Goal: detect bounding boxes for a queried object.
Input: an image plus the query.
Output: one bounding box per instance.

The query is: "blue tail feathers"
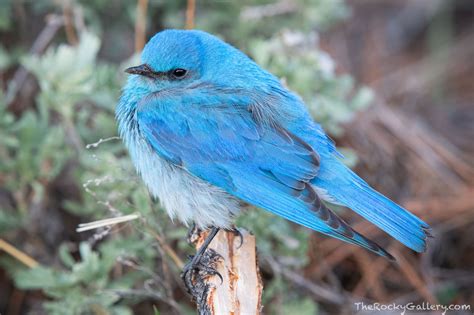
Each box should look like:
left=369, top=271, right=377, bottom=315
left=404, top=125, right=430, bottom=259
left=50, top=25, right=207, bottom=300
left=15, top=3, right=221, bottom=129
left=313, top=158, right=431, bottom=253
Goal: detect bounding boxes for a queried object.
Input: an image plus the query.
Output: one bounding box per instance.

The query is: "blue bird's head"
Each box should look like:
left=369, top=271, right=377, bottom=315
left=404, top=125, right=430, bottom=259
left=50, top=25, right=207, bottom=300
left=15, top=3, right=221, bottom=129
left=123, top=29, right=277, bottom=95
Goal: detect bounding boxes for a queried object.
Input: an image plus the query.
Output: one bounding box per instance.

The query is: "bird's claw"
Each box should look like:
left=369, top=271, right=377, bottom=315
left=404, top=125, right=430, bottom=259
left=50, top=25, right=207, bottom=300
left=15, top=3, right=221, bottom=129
left=186, top=223, right=202, bottom=244
left=181, top=248, right=223, bottom=296
left=225, top=226, right=244, bottom=249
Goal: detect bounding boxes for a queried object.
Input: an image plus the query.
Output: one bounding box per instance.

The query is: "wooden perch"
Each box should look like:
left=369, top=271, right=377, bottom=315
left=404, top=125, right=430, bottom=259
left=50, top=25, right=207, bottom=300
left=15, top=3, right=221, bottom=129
left=187, top=228, right=263, bottom=315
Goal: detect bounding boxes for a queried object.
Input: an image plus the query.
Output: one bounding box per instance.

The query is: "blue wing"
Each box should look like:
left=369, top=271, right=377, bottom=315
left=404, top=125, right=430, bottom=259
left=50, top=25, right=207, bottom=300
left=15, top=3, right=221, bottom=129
left=137, top=92, right=394, bottom=259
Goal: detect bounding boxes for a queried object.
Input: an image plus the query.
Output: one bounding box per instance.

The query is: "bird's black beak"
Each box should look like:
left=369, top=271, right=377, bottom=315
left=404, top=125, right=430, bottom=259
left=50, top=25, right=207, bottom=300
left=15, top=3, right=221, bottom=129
left=125, top=64, right=153, bottom=77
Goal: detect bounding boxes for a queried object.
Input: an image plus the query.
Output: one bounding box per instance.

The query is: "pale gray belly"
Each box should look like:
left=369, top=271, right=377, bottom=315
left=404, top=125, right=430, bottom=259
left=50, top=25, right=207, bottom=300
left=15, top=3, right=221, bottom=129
left=128, top=137, right=240, bottom=228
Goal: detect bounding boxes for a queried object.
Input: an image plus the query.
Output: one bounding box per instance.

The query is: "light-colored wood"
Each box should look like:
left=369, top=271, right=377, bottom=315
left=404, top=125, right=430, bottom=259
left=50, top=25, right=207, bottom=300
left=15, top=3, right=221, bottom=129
left=192, top=229, right=263, bottom=315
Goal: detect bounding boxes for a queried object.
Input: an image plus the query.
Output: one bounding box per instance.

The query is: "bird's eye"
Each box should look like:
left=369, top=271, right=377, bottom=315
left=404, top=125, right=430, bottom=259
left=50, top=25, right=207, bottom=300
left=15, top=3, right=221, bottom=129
left=171, top=68, right=187, bottom=79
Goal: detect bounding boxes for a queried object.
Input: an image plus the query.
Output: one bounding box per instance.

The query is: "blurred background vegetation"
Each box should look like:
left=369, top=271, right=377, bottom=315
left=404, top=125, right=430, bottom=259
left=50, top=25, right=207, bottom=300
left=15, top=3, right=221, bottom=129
left=0, top=0, right=473, bottom=314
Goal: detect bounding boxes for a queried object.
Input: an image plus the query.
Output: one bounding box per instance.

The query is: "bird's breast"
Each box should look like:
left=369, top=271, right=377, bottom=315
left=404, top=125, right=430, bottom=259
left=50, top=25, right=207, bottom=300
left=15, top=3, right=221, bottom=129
left=125, top=131, right=240, bottom=228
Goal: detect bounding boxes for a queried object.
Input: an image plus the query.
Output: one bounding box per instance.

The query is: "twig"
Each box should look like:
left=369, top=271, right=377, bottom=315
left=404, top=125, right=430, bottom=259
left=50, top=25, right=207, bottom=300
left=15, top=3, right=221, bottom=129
left=64, top=116, right=85, bottom=153
left=112, top=289, right=182, bottom=313
left=6, top=15, right=63, bottom=109
left=154, top=243, right=182, bottom=314
left=392, top=247, right=438, bottom=304
left=372, top=103, right=474, bottom=185
left=0, top=238, right=39, bottom=268
left=404, top=187, right=474, bottom=220
left=134, top=0, right=149, bottom=53
left=76, top=213, right=140, bottom=232
left=265, top=255, right=347, bottom=305
left=185, top=0, right=196, bottom=29
left=6, top=288, right=25, bottom=315
left=353, top=251, right=390, bottom=300
left=85, top=136, right=120, bottom=149
left=145, top=225, right=185, bottom=269
left=62, top=0, right=78, bottom=45
left=371, top=30, right=474, bottom=100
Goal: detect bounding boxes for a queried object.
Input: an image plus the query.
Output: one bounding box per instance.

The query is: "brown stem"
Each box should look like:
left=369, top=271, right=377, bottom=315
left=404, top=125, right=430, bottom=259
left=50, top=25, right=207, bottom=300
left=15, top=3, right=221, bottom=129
left=185, top=0, right=196, bottom=29
left=134, top=0, right=149, bottom=53
left=62, top=0, right=78, bottom=45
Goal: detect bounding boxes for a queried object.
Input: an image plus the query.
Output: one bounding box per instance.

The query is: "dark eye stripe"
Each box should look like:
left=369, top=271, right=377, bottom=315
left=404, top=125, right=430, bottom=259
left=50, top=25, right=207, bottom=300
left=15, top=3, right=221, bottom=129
left=138, top=66, right=189, bottom=81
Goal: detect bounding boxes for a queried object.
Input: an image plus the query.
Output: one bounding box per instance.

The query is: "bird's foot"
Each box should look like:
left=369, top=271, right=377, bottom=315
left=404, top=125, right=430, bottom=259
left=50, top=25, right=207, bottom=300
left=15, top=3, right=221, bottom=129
left=181, top=247, right=223, bottom=297
left=181, top=226, right=222, bottom=298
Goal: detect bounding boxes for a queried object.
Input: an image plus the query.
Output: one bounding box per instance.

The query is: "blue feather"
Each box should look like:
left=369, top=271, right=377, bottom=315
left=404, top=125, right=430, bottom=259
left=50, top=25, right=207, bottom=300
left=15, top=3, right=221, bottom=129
left=311, top=158, right=430, bottom=252
left=117, top=29, right=432, bottom=259
left=278, top=104, right=431, bottom=253
left=138, top=93, right=396, bottom=259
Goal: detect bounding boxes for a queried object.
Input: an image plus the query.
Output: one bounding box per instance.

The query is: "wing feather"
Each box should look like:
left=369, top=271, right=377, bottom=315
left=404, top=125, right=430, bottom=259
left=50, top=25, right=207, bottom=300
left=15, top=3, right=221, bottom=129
left=137, top=94, right=394, bottom=259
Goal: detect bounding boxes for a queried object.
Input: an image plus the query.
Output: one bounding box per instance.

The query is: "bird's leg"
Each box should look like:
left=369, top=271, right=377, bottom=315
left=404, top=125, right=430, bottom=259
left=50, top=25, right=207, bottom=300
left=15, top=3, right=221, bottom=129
left=191, top=226, right=220, bottom=266
left=182, top=226, right=222, bottom=296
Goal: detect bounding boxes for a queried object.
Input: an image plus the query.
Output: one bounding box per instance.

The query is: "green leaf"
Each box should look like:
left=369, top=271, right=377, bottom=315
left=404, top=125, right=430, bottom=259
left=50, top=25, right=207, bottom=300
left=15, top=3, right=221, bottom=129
left=282, top=297, right=319, bottom=315
left=22, top=31, right=101, bottom=117
left=14, top=266, right=73, bottom=290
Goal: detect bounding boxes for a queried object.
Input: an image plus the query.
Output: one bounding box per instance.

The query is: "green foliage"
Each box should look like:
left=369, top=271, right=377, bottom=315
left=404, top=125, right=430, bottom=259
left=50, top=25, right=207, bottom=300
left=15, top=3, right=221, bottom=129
left=281, top=297, right=319, bottom=315
left=190, top=0, right=349, bottom=49
left=0, top=101, right=70, bottom=192
left=237, top=210, right=310, bottom=266
left=22, top=32, right=101, bottom=119
left=0, top=1, right=13, bottom=30
left=251, top=30, right=373, bottom=136
left=436, top=283, right=459, bottom=305
left=15, top=243, right=134, bottom=315
left=0, top=1, right=373, bottom=314
left=11, top=233, right=168, bottom=314
left=0, top=45, right=12, bottom=70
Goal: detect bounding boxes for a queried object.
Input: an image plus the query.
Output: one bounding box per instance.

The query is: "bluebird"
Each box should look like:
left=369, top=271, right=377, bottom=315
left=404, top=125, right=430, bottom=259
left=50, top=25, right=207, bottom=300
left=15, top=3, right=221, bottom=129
left=116, top=30, right=431, bottom=275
